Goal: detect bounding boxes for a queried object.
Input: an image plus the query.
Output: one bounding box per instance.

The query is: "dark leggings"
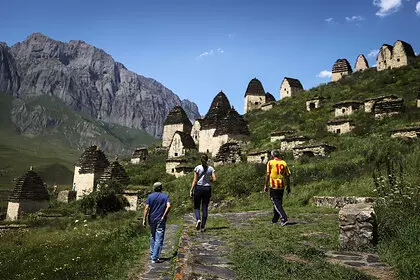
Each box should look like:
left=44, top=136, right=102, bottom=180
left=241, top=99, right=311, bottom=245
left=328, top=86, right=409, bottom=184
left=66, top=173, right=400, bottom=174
left=193, top=185, right=211, bottom=228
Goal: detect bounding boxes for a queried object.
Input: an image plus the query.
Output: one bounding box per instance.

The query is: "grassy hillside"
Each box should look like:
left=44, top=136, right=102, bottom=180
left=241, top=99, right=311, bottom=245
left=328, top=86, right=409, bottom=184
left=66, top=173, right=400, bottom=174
left=0, top=93, right=158, bottom=190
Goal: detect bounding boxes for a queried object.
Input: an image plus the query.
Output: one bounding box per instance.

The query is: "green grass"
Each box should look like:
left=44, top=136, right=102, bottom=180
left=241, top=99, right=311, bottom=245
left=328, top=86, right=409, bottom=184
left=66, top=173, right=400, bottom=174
left=0, top=211, right=148, bottom=280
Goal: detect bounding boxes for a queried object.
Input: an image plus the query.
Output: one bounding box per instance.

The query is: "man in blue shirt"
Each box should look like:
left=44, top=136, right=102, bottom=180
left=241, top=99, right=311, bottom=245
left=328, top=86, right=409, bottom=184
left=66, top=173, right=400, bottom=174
left=142, top=182, right=171, bottom=263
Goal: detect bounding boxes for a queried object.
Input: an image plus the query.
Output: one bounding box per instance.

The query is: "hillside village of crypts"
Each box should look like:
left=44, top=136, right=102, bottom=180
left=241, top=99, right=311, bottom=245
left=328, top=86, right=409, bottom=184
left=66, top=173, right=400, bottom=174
left=5, top=39, right=420, bottom=222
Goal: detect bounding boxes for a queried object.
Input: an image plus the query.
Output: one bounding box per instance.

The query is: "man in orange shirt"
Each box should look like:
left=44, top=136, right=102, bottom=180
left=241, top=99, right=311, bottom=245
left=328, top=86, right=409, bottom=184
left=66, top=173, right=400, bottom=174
left=264, top=150, right=291, bottom=226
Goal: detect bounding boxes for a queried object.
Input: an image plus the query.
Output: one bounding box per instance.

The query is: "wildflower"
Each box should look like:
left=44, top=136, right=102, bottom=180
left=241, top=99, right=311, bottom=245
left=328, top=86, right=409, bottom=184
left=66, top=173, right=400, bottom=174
left=73, top=227, right=77, bottom=230
left=83, top=219, right=87, bottom=223
left=84, top=224, right=87, bottom=227
left=75, top=220, right=79, bottom=223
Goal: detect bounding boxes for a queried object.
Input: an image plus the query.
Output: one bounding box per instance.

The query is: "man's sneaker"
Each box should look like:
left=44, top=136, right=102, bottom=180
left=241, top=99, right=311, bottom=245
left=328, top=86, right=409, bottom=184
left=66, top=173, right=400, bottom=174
left=280, top=220, right=288, bottom=227
left=151, top=259, right=162, bottom=264
left=195, top=220, right=201, bottom=230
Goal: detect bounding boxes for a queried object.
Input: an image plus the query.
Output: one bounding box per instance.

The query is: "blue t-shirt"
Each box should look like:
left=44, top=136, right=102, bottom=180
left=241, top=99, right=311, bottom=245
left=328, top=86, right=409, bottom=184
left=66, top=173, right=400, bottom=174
left=194, top=165, right=215, bottom=186
left=145, top=192, right=170, bottom=224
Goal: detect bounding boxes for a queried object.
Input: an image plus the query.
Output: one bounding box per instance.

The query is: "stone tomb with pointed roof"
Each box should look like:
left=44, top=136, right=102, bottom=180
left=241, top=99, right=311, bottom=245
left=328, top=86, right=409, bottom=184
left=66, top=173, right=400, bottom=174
left=247, top=150, right=271, bottom=164
left=214, top=142, right=242, bottom=166
left=261, top=92, right=276, bottom=111
left=333, top=100, right=364, bottom=117
left=377, top=40, right=416, bottom=71
left=306, top=96, right=326, bottom=111
left=199, top=92, right=250, bottom=156
left=292, top=144, right=336, bottom=159
left=73, top=145, right=110, bottom=200
left=354, top=54, right=369, bottom=72
left=327, top=119, right=355, bottom=135
left=99, top=159, right=130, bottom=187
left=373, top=98, right=404, bottom=119
left=162, top=106, right=193, bottom=148
left=6, top=168, right=50, bottom=221
left=280, top=77, right=304, bottom=99
left=131, top=148, right=148, bottom=165
left=168, top=131, right=197, bottom=158
left=244, top=78, right=266, bottom=113
left=332, top=59, right=353, bottom=82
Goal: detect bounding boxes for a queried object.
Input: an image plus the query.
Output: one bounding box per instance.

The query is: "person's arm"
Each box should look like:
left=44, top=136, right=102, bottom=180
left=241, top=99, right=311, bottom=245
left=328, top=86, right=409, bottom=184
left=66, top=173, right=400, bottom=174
left=211, top=169, right=216, bottom=182
left=161, top=202, right=171, bottom=221
left=285, top=166, right=291, bottom=194
left=142, top=204, right=149, bottom=227
left=264, top=162, right=271, bottom=192
left=190, top=171, right=198, bottom=198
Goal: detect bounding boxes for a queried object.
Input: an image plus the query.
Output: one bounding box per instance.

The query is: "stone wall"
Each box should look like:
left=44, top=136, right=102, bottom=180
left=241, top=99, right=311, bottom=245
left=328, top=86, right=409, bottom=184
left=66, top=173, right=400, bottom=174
left=198, top=128, right=216, bottom=154
left=57, top=190, right=76, bottom=203
left=339, top=203, right=377, bottom=250
left=312, top=196, right=375, bottom=208
left=391, top=127, right=420, bottom=140
left=247, top=152, right=270, bottom=164
left=292, top=144, right=335, bottom=159
left=327, top=121, right=354, bottom=134
left=174, top=166, right=194, bottom=178
left=377, top=45, right=393, bottom=71
left=417, top=98, right=420, bottom=108
left=168, top=133, right=185, bottom=158
left=6, top=200, right=49, bottom=221
left=354, top=54, right=369, bottom=72
left=73, top=166, right=96, bottom=200
left=122, top=190, right=138, bottom=211
left=334, top=104, right=362, bottom=117
left=280, top=137, right=309, bottom=151
left=261, top=102, right=274, bottom=111
left=244, top=95, right=265, bottom=113
left=162, top=124, right=188, bottom=148
left=306, top=99, right=322, bottom=111
left=332, top=71, right=351, bottom=82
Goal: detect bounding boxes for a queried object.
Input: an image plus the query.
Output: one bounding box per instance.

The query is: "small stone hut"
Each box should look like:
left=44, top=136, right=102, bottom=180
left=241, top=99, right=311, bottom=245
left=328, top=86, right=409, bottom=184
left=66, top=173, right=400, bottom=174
left=373, top=98, right=404, bottom=119
left=165, top=158, right=187, bottom=177
left=131, top=148, right=148, bottom=164
left=191, top=119, right=203, bottom=145
left=214, top=142, right=242, bottom=166
left=391, top=126, right=420, bottom=140
left=280, top=136, right=310, bottom=151
left=99, top=159, right=130, bottom=187
left=270, top=130, right=296, bottom=142
left=199, top=91, right=231, bottom=155
left=247, top=150, right=271, bottom=164
left=162, top=106, right=192, bottom=148
left=354, top=54, right=369, bottom=72
left=292, top=144, right=336, bottom=159
left=306, top=96, right=326, bottom=111
left=364, top=95, right=399, bottom=113
left=327, top=119, right=355, bottom=135
left=174, top=164, right=194, bottom=178
left=6, top=168, right=50, bottom=221
left=73, top=145, right=109, bottom=200
left=332, top=59, right=353, bottom=82
left=333, top=100, right=364, bottom=117
left=244, top=78, right=266, bottom=113
left=377, top=40, right=416, bottom=71
left=280, top=77, right=303, bottom=99
left=168, top=131, right=197, bottom=158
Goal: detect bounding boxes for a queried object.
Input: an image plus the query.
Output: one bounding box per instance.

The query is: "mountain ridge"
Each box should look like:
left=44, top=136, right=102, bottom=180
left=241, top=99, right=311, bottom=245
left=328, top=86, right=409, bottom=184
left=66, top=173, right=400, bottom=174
left=0, top=32, right=200, bottom=138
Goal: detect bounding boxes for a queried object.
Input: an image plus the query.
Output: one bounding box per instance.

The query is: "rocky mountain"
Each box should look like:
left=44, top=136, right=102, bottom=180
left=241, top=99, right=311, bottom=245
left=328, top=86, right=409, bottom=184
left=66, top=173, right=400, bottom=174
left=0, top=33, right=200, bottom=138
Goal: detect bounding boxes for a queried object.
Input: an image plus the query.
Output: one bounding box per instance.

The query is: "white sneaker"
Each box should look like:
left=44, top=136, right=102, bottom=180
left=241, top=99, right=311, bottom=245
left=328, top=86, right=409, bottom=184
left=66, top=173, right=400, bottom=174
left=196, top=220, right=201, bottom=230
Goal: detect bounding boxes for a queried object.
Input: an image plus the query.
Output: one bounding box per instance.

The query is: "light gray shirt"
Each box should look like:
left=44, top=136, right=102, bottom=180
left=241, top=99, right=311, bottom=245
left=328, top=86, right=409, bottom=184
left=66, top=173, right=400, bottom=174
left=194, top=165, right=215, bottom=186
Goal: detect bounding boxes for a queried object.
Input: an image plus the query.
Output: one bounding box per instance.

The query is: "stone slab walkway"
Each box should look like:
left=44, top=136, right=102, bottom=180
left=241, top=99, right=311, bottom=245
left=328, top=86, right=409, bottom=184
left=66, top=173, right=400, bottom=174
left=138, top=224, right=180, bottom=280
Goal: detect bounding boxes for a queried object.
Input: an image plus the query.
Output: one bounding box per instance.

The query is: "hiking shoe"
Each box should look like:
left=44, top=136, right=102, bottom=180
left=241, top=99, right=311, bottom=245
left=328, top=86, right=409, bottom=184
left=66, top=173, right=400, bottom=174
left=280, top=221, right=288, bottom=227
left=151, top=259, right=162, bottom=264
left=195, top=220, right=201, bottom=230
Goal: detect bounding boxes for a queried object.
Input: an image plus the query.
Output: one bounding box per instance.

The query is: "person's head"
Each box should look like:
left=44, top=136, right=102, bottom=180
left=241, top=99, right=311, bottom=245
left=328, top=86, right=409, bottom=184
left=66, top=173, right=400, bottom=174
left=153, top=182, right=163, bottom=192
left=271, top=150, right=280, bottom=159
left=201, top=154, right=209, bottom=166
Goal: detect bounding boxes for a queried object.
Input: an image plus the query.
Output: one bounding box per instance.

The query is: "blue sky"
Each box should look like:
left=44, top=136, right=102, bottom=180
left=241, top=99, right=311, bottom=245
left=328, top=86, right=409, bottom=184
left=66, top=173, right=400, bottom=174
left=1, top=0, right=419, bottom=115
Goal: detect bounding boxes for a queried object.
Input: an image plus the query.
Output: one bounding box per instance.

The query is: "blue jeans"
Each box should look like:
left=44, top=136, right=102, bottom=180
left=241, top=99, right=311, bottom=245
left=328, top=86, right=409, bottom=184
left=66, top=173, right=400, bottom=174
left=150, top=220, right=166, bottom=261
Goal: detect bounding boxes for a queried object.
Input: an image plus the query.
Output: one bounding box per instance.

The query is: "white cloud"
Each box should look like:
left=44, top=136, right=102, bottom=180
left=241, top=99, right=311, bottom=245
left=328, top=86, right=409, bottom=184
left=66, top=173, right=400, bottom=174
left=345, top=15, right=365, bottom=22
left=416, top=1, right=420, bottom=15
left=368, top=49, right=379, bottom=57
left=325, top=17, right=334, bottom=24
left=373, top=0, right=402, bottom=17
left=198, top=48, right=224, bottom=58
left=316, top=70, right=332, bottom=78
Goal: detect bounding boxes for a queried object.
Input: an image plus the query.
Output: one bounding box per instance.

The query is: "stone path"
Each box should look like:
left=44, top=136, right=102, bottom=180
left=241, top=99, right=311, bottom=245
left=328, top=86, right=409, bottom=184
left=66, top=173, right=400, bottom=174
left=139, top=224, right=180, bottom=280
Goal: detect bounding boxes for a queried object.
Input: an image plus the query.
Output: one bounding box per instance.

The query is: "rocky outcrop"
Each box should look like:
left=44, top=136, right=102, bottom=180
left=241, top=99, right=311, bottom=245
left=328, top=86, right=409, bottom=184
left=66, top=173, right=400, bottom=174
left=0, top=33, right=200, bottom=138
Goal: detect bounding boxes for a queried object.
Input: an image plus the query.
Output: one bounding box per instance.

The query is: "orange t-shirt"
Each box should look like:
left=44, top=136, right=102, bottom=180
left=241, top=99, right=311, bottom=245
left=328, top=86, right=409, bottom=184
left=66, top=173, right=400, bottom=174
left=266, top=158, right=291, bottom=189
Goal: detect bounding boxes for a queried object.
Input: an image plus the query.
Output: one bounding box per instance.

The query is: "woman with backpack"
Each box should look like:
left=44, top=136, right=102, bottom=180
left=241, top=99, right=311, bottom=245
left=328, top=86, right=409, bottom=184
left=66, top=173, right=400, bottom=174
left=190, top=154, right=216, bottom=232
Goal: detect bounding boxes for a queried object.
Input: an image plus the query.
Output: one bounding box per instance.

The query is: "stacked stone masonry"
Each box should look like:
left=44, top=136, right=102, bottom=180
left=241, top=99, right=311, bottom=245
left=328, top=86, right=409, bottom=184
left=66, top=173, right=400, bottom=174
left=280, top=136, right=310, bottom=151
left=280, top=77, right=303, bottom=99
left=131, top=148, right=148, bottom=164
left=339, top=203, right=377, bottom=250
left=312, top=196, right=375, bottom=208
left=244, top=78, right=266, bottom=113
left=391, top=126, right=420, bottom=140
left=270, top=130, right=296, bottom=142
left=364, top=95, right=398, bottom=113
left=214, top=142, right=242, bottom=166
left=354, top=54, right=369, bottom=72
left=168, top=131, right=197, bottom=158
left=373, top=98, right=404, bottom=119
left=334, top=101, right=364, bottom=117
left=306, top=97, right=325, bottom=111
left=377, top=40, right=416, bottom=71
left=99, top=160, right=129, bottom=186
left=247, top=150, right=271, bottom=164
left=332, top=59, right=353, bottom=82
left=162, top=106, right=192, bottom=148
left=327, top=119, right=355, bottom=134
left=292, top=144, right=336, bottom=159
left=57, top=190, right=76, bottom=203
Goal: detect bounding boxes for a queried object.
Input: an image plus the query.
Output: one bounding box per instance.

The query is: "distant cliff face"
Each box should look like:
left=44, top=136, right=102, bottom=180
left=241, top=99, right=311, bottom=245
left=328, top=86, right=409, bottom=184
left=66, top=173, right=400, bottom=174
left=0, top=33, right=200, bottom=138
